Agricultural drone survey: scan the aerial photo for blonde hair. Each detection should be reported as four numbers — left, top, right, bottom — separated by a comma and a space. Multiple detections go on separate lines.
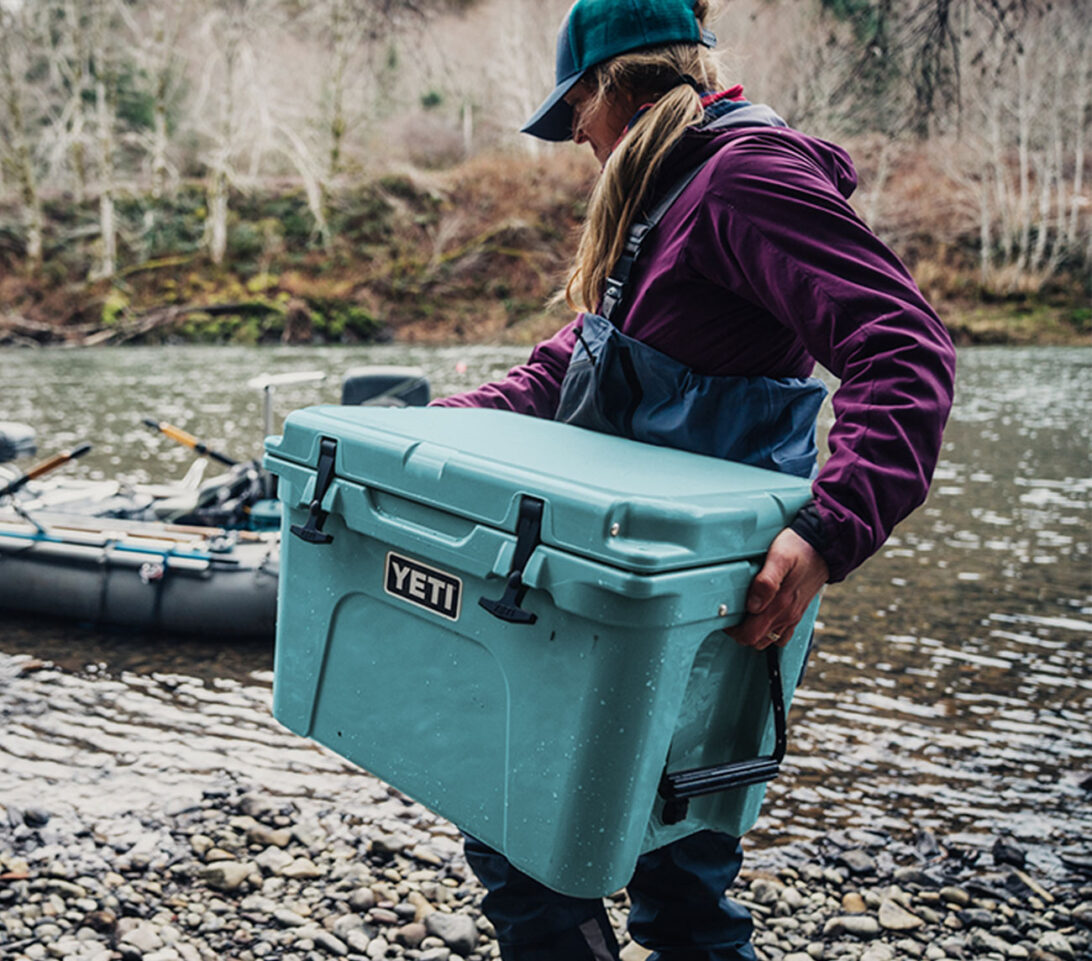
564, 1, 721, 312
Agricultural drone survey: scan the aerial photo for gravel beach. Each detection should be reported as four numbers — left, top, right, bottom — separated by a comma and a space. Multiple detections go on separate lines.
3, 757, 1090, 961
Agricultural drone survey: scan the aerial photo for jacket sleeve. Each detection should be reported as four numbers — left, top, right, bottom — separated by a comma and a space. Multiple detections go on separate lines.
429, 319, 578, 417
695, 144, 956, 582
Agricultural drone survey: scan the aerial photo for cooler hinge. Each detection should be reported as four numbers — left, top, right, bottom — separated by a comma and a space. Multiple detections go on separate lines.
478, 496, 544, 624
290, 437, 338, 545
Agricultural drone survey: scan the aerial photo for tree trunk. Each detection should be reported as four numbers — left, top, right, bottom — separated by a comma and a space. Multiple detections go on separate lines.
1015, 50, 1031, 273
0, 16, 44, 270
92, 0, 117, 279
328, 0, 349, 183
206, 5, 241, 266
208, 166, 229, 265
64, 0, 90, 203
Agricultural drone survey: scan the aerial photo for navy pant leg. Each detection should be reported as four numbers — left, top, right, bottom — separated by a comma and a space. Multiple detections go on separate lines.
627, 830, 756, 961
462, 834, 620, 961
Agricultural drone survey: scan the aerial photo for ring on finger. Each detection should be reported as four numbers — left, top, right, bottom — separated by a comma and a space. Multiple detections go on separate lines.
766, 630, 782, 643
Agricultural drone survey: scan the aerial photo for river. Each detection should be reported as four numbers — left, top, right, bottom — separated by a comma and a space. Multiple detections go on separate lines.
1, 344, 1089, 881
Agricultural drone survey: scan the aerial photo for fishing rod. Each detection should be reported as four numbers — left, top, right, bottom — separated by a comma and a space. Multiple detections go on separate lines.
142, 419, 238, 467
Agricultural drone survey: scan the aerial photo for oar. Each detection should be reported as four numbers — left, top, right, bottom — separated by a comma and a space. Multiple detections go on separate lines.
0, 442, 93, 500
143, 419, 237, 467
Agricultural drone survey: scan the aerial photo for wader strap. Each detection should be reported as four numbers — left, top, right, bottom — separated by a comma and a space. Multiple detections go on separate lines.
600, 159, 713, 324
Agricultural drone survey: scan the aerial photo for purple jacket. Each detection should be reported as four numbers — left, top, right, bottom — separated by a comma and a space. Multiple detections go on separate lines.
433, 115, 956, 583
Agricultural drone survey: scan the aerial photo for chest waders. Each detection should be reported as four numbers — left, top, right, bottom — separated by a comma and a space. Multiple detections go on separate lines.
554, 158, 827, 824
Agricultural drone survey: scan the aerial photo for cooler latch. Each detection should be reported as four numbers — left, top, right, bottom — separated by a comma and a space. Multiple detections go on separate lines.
479, 496, 544, 624
290, 437, 337, 545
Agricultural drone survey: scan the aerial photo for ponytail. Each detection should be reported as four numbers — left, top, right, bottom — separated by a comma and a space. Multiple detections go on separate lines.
564, 4, 722, 312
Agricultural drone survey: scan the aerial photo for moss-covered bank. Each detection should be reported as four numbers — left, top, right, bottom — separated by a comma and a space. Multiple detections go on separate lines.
1, 152, 1089, 349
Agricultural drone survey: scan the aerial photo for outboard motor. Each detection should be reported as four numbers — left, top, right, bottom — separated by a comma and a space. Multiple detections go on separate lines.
341, 366, 430, 408
0, 422, 36, 463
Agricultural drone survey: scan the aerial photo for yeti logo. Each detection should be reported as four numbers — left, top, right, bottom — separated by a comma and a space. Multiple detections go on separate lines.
384, 552, 461, 621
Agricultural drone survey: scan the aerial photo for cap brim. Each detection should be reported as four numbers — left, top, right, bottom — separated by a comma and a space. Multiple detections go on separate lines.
520, 73, 583, 142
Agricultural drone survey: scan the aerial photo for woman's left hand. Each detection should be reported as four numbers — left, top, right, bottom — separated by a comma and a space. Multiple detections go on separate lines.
726, 528, 829, 650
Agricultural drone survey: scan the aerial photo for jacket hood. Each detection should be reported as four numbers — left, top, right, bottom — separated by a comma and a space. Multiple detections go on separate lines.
659, 102, 859, 201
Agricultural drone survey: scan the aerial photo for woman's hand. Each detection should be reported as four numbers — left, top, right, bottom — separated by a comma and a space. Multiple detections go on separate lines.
726, 528, 829, 650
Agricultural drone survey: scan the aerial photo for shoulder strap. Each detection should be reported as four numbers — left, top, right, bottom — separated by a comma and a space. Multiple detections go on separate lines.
600, 158, 713, 324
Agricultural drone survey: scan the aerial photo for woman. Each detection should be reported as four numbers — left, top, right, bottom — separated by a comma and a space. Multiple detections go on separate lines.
432, 1, 956, 957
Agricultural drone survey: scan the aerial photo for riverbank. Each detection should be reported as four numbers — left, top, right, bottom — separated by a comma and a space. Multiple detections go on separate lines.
2, 762, 1089, 961
1, 646, 1091, 961
1, 151, 1089, 351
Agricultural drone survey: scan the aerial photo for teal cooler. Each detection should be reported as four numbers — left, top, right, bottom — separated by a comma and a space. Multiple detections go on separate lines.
264, 407, 819, 898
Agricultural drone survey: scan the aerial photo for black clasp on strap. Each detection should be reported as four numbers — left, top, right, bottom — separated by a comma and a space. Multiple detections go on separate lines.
658, 646, 788, 825
479, 496, 544, 624
290, 437, 338, 544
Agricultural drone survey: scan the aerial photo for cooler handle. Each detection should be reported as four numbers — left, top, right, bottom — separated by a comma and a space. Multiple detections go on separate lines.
657, 646, 786, 825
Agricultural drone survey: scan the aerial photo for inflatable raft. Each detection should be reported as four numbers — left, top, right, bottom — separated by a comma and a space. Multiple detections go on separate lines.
0, 512, 278, 636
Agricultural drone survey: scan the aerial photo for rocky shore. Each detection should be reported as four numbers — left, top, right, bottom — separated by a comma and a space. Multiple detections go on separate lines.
2, 782, 1089, 961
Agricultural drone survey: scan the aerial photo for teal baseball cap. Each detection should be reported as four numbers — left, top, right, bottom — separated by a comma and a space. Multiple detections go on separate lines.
521, 0, 717, 142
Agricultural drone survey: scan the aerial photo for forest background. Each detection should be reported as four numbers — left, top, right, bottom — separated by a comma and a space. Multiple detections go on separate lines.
0, 0, 1089, 349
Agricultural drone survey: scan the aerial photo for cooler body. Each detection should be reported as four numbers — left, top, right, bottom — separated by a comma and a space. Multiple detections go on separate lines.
265, 407, 818, 897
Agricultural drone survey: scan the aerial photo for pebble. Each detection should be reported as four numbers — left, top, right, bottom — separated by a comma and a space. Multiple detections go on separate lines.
1, 782, 1085, 961
313, 930, 349, 956
280, 857, 323, 879
198, 860, 256, 892
425, 911, 478, 954
1036, 931, 1075, 957
838, 850, 877, 876
842, 893, 867, 914
878, 898, 924, 931
823, 915, 880, 938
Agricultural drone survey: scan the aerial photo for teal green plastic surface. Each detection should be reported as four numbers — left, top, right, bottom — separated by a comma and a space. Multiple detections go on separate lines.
265, 407, 819, 898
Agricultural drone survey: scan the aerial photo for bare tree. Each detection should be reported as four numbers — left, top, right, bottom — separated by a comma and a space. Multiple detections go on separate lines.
0, 4, 45, 269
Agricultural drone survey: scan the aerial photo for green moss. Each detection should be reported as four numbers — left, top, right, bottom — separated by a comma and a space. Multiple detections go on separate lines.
102, 289, 130, 326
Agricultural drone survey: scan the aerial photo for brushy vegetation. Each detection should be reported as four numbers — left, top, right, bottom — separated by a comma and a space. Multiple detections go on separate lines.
0, 147, 1088, 348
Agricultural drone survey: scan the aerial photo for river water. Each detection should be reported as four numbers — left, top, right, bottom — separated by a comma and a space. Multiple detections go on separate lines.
1, 344, 1089, 879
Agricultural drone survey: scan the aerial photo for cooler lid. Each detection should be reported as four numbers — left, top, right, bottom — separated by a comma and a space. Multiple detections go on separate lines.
266, 406, 815, 573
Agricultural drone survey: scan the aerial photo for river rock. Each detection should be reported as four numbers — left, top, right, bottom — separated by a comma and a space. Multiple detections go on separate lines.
879, 899, 925, 931
425, 911, 478, 954
366, 936, 390, 958
940, 885, 971, 906
349, 886, 377, 911
839, 850, 877, 875
842, 893, 868, 914
313, 931, 349, 956
407, 889, 434, 921
198, 860, 256, 892
256, 845, 295, 875
396, 921, 428, 947
238, 793, 283, 822
23, 807, 51, 828
992, 837, 1027, 868
279, 857, 323, 879
823, 915, 880, 938
968, 929, 1011, 955
861, 945, 895, 961
248, 823, 294, 848
120, 922, 164, 952
751, 878, 785, 905
958, 907, 996, 928
345, 929, 371, 952
1036, 931, 1074, 958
